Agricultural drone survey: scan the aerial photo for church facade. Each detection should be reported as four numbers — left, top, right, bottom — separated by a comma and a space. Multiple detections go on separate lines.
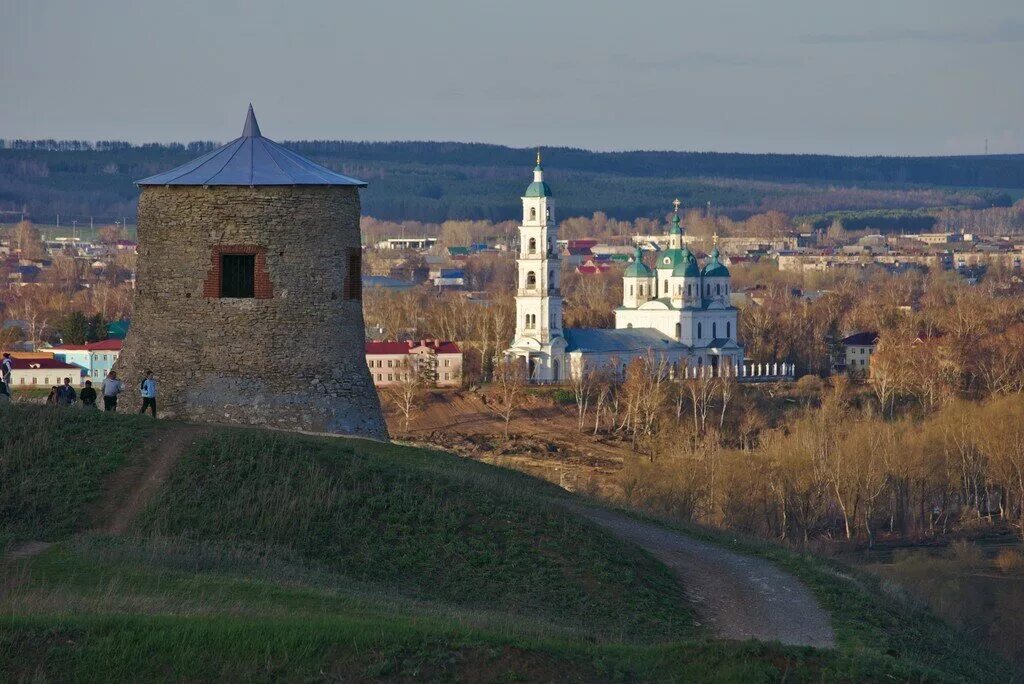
506, 158, 746, 382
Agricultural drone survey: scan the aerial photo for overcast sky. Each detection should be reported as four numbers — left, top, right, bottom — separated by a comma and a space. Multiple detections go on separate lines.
1, 0, 1022, 155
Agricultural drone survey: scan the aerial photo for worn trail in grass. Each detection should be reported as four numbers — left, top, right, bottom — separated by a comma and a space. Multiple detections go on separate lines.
575, 504, 835, 648
0, 408, 1017, 681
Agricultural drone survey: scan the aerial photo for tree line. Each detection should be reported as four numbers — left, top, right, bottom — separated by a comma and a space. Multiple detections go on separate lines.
2, 140, 1016, 224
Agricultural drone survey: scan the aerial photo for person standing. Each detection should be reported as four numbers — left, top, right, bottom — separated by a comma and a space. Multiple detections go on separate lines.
102, 370, 124, 412
139, 370, 157, 418
79, 380, 98, 409
0, 377, 10, 404
56, 377, 77, 406
1, 352, 12, 387
46, 386, 59, 405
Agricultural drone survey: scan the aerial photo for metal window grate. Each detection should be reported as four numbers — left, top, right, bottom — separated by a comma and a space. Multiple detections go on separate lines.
221, 254, 255, 298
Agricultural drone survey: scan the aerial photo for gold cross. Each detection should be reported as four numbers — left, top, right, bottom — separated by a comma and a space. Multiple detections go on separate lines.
672, 198, 681, 213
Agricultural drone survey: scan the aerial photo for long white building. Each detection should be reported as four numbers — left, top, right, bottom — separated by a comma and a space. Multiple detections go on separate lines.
506, 158, 751, 382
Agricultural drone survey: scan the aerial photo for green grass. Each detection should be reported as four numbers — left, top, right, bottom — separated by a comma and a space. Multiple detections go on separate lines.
0, 407, 1017, 681
130, 429, 695, 643
0, 405, 154, 549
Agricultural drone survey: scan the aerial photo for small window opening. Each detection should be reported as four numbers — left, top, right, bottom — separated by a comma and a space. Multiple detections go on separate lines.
221, 254, 255, 298
344, 248, 362, 300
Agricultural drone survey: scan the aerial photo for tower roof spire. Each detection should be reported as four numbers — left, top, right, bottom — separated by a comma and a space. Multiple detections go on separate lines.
242, 103, 261, 138
535, 147, 543, 170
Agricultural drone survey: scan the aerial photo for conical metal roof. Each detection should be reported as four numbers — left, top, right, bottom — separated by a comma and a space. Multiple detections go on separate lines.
136, 105, 366, 187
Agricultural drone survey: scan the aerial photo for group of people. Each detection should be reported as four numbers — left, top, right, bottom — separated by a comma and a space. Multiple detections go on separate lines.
0, 352, 158, 417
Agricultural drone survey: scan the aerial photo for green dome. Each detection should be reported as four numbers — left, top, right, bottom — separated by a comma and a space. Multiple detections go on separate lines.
672, 248, 701, 277
624, 248, 652, 277
657, 248, 686, 269
524, 180, 552, 197
702, 246, 730, 278
669, 213, 682, 236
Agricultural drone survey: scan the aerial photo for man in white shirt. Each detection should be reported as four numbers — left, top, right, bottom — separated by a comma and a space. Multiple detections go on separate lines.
139, 370, 157, 417
102, 370, 124, 412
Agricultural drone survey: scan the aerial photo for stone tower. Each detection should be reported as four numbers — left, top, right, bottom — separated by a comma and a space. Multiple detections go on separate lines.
114, 106, 388, 440
507, 152, 566, 381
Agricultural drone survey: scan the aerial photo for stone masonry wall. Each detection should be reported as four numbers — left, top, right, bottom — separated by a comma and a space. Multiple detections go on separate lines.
114, 185, 389, 440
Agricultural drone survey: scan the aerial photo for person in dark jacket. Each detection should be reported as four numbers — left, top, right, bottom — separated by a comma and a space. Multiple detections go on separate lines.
1, 352, 12, 387
56, 377, 77, 406
139, 370, 157, 417
79, 380, 98, 408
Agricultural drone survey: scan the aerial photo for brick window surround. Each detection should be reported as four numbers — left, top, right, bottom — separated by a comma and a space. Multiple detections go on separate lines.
203, 245, 273, 299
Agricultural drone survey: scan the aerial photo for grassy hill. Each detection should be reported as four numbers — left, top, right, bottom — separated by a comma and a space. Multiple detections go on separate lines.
0, 405, 1017, 682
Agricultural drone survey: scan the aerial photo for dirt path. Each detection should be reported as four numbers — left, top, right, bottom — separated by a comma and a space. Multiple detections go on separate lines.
575, 504, 835, 648
4, 424, 209, 565
93, 424, 209, 534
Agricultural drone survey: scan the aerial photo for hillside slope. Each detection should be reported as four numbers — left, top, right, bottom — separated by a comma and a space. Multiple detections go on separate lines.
0, 405, 1016, 682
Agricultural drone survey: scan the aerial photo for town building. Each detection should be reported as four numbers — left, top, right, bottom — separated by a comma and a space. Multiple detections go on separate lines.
432, 268, 466, 288
375, 237, 438, 251
8, 357, 84, 388
51, 339, 122, 380
506, 157, 778, 382
366, 339, 463, 387
840, 332, 879, 373
575, 257, 612, 275
113, 106, 387, 439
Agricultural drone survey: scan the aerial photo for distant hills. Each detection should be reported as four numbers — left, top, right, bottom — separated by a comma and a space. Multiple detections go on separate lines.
1, 139, 1021, 225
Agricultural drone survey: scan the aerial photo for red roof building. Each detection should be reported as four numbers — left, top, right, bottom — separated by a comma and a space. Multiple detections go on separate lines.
365, 339, 462, 387
575, 257, 612, 275
8, 357, 85, 389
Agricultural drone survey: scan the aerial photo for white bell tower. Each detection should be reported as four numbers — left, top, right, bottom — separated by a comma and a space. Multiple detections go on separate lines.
510, 151, 565, 381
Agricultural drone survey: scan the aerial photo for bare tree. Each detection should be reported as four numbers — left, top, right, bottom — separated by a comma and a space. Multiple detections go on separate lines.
568, 357, 595, 432
384, 358, 424, 434
491, 356, 527, 440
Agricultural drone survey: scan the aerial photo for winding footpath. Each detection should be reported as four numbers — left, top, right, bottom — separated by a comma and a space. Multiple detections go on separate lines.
3, 424, 209, 563
576, 504, 836, 648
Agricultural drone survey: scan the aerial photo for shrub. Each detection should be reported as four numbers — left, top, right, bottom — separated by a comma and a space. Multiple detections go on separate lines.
552, 388, 575, 405
993, 548, 1024, 574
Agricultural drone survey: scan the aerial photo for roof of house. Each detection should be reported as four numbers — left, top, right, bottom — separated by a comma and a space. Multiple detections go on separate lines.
841, 332, 879, 346
10, 358, 82, 370
438, 269, 465, 278
54, 339, 124, 351
365, 340, 461, 355
136, 105, 366, 187
564, 327, 688, 354
576, 261, 612, 274
106, 320, 130, 339
362, 276, 415, 291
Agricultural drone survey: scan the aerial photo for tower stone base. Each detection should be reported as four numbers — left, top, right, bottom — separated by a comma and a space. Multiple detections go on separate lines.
114, 185, 389, 441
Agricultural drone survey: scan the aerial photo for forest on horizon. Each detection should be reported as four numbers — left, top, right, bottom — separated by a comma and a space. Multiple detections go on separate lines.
1, 138, 1022, 226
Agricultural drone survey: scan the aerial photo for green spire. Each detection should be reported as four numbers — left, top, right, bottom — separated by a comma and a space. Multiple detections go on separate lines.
670, 198, 682, 235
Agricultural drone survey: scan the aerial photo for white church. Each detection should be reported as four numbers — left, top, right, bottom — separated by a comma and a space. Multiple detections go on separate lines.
506, 155, 790, 383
